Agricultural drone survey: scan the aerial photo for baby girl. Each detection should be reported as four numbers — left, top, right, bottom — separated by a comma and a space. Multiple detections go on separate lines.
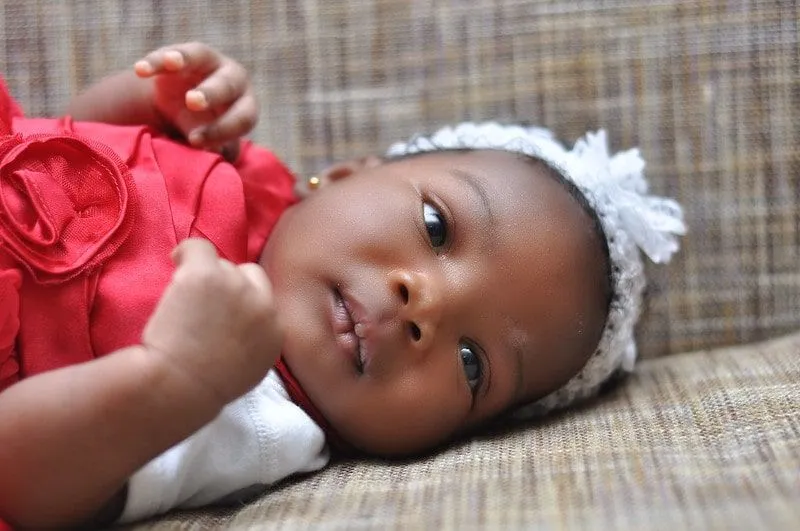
0, 42, 684, 528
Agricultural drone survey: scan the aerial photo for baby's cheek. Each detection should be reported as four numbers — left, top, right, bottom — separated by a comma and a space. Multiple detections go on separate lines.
343, 375, 468, 455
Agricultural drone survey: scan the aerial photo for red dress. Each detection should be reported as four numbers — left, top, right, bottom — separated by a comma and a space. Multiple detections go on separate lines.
0, 79, 297, 392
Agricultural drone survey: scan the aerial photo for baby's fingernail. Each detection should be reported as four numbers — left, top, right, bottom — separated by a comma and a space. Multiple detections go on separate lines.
188, 129, 205, 146
134, 60, 153, 76
163, 50, 185, 70
186, 90, 208, 110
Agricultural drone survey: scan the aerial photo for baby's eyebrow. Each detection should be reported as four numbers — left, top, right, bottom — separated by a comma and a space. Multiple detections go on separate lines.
498, 322, 529, 404
508, 333, 528, 405
447, 168, 498, 257
448, 168, 496, 227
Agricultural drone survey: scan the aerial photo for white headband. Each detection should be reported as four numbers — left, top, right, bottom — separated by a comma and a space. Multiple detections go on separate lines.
386, 123, 686, 415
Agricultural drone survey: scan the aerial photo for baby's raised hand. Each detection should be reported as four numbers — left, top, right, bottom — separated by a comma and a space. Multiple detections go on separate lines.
142, 239, 282, 407
134, 42, 258, 158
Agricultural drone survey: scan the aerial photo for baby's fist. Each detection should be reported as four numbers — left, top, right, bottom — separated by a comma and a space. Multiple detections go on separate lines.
134, 42, 258, 159
143, 239, 282, 406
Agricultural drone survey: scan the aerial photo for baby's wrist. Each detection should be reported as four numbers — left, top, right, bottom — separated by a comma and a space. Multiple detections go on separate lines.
136, 344, 227, 418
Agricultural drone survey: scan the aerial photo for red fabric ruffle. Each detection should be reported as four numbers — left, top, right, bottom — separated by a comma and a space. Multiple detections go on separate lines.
0, 133, 137, 283
0, 75, 297, 386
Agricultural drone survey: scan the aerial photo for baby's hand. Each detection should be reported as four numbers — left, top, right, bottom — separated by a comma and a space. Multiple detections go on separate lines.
142, 239, 282, 407
134, 42, 258, 159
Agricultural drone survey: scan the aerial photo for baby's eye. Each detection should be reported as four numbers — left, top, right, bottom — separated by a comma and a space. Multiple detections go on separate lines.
459, 343, 482, 393
423, 202, 447, 249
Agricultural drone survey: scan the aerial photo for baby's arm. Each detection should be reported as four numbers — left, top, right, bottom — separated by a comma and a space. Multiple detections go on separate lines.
0, 240, 283, 528
0, 342, 217, 527
67, 42, 258, 156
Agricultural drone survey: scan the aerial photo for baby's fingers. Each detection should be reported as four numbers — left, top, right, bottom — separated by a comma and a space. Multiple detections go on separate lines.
188, 90, 259, 148
238, 263, 273, 303
184, 61, 250, 112
238, 263, 283, 355
135, 42, 222, 78
171, 238, 219, 269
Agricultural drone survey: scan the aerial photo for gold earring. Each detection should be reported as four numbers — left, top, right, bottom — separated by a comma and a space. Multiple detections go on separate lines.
307, 175, 321, 190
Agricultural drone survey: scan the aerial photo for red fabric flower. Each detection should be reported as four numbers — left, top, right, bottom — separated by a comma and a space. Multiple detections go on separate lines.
0, 133, 137, 283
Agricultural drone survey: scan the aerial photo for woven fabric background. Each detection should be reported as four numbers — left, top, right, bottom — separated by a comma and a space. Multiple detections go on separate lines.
0, 1, 798, 358
122, 331, 800, 530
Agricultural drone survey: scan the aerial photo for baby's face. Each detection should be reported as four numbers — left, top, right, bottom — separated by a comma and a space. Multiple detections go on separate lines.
261, 150, 609, 455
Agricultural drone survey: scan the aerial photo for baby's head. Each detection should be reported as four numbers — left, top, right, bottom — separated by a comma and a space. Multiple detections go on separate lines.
261, 123, 685, 456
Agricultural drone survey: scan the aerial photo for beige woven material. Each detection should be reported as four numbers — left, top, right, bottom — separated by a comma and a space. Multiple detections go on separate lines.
121, 331, 800, 530
1, 2, 798, 529
1, 0, 797, 359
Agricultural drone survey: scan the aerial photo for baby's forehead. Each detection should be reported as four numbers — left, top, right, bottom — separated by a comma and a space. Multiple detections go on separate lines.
394, 149, 558, 197
385, 149, 600, 261
507, 324, 531, 347
459, 152, 590, 222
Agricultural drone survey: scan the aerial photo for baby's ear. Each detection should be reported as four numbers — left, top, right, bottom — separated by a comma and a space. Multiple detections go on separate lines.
317, 155, 383, 183
296, 155, 383, 198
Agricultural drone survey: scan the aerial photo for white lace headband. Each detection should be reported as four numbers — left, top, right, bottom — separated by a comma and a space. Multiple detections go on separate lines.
386, 123, 686, 416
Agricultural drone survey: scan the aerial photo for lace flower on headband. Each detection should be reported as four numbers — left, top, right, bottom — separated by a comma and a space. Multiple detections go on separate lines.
386, 122, 686, 415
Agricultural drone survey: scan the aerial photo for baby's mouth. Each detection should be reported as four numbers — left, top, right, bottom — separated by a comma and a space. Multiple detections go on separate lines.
332, 288, 365, 373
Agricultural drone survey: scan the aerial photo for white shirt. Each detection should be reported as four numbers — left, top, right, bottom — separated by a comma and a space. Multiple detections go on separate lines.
119, 371, 330, 522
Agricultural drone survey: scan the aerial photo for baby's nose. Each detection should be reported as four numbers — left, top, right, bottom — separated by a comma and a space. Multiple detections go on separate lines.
388, 269, 444, 351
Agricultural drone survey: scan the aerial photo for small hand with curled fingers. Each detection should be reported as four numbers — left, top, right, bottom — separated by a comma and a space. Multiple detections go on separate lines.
134, 42, 258, 161
142, 239, 282, 407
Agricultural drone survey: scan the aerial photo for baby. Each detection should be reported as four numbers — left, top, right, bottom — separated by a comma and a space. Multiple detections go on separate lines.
0, 43, 685, 528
